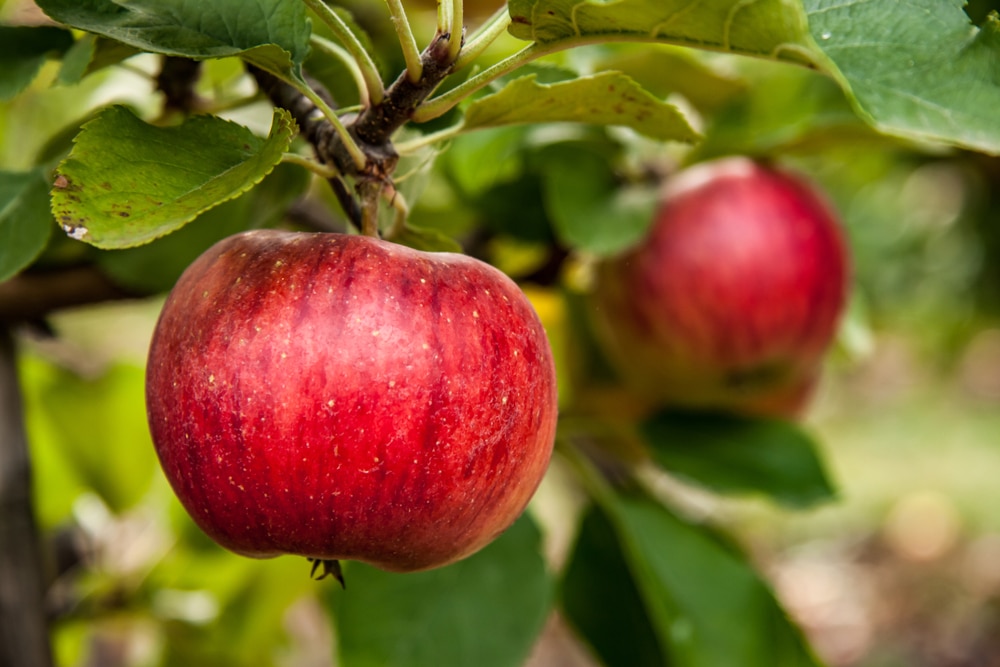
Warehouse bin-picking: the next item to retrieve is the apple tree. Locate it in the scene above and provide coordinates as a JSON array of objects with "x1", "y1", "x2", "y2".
[{"x1": 1, "y1": 0, "x2": 999, "y2": 666}]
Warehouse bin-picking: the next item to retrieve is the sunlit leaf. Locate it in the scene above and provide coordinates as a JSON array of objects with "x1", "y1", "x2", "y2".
[
  {"x1": 51, "y1": 106, "x2": 296, "y2": 249},
  {"x1": 463, "y1": 72, "x2": 700, "y2": 143},
  {"x1": 507, "y1": 0, "x2": 816, "y2": 65}
]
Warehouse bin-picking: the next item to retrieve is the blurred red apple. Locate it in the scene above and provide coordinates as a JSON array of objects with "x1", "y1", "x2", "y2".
[
  {"x1": 146, "y1": 230, "x2": 557, "y2": 573},
  {"x1": 591, "y1": 158, "x2": 849, "y2": 418}
]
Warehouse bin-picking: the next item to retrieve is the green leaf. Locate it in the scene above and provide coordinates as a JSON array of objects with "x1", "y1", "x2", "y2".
[
  {"x1": 96, "y1": 161, "x2": 310, "y2": 293},
  {"x1": 328, "y1": 515, "x2": 553, "y2": 667},
  {"x1": 0, "y1": 169, "x2": 54, "y2": 282},
  {"x1": 390, "y1": 223, "x2": 464, "y2": 253},
  {"x1": 562, "y1": 507, "x2": 668, "y2": 667},
  {"x1": 463, "y1": 72, "x2": 700, "y2": 143},
  {"x1": 690, "y1": 62, "x2": 882, "y2": 161},
  {"x1": 641, "y1": 410, "x2": 836, "y2": 508},
  {"x1": 592, "y1": 45, "x2": 747, "y2": 113},
  {"x1": 805, "y1": 0, "x2": 1000, "y2": 154},
  {"x1": 22, "y1": 360, "x2": 158, "y2": 513},
  {"x1": 0, "y1": 26, "x2": 74, "y2": 101},
  {"x1": 507, "y1": 0, "x2": 816, "y2": 66},
  {"x1": 539, "y1": 143, "x2": 658, "y2": 256},
  {"x1": 56, "y1": 35, "x2": 141, "y2": 86},
  {"x1": 35, "y1": 0, "x2": 311, "y2": 80},
  {"x1": 569, "y1": 496, "x2": 822, "y2": 667},
  {"x1": 51, "y1": 106, "x2": 296, "y2": 249}
]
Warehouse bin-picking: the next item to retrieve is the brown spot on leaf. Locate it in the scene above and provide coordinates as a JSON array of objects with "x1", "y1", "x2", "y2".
[{"x1": 53, "y1": 174, "x2": 69, "y2": 189}]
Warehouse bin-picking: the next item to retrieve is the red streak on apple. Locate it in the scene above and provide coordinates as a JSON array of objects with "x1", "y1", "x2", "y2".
[
  {"x1": 592, "y1": 158, "x2": 849, "y2": 417},
  {"x1": 146, "y1": 230, "x2": 557, "y2": 572}
]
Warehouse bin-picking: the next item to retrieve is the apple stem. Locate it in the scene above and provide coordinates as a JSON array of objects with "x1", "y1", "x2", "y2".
[
  {"x1": 359, "y1": 180, "x2": 383, "y2": 237},
  {"x1": 308, "y1": 558, "x2": 346, "y2": 588}
]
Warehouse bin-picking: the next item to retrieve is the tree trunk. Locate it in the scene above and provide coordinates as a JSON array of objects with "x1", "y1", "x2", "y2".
[{"x1": 0, "y1": 327, "x2": 52, "y2": 667}]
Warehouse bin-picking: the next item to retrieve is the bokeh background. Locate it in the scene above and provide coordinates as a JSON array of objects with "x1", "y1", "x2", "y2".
[{"x1": 3, "y1": 0, "x2": 1000, "y2": 665}]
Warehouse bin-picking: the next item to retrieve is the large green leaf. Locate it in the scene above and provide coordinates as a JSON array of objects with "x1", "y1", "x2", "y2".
[
  {"x1": 51, "y1": 106, "x2": 296, "y2": 249},
  {"x1": 463, "y1": 72, "x2": 700, "y2": 143},
  {"x1": 328, "y1": 515, "x2": 552, "y2": 667},
  {"x1": 507, "y1": 0, "x2": 816, "y2": 65},
  {"x1": 641, "y1": 410, "x2": 836, "y2": 508},
  {"x1": 562, "y1": 508, "x2": 668, "y2": 667},
  {"x1": 0, "y1": 26, "x2": 74, "y2": 101},
  {"x1": 566, "y1": 496, "x2": 822, "y2": 667},
  {"x1": 0, "y1": 169, "x2": 53, "y2": 282},
  {"x1": 508, "y1": 0, "x2": 1000, "y2": 154},
  {"x1": 35, "y1": 0, "x2": 311, "y2": 80},
  {"x1": 805, "y1": 0, "x2": 1000, "y2": 153}
]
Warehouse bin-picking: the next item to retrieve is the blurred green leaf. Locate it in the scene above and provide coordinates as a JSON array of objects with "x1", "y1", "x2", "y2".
[
  {"x1": 507, "y1": 0, "x2": 816, "y2": 66},
  {"x1": 567, "y1": 494, "x2": 822, "y2": 667},
  {"x1": 51, "y1": 106, "x2": 296, "y2": 249},
  {"x1": 328, "y1": 515, "x2": 552, "y2": 667},
  {"x1": 593, "y1": 46, "x2": 747, "y2": 113},
  {"x1": 0, "y1": 26, "x2": 74, "y2": 101},
  {"x1": 805, "y1": 0, "x2": 1000, "y2": 153},
  {"x1": 23, "y1": 360, "x2": 157, "y2": 513},
  {"x1": 444, "y1": 126, "x2": 528, "y2": 199},
  {"x1": 691, "y1": 63, "x2": 880, "y2": 161},
  {"x1": 562, "y1": 506, "x2": 668, "y2": 667},
  {"x1": 463, "y1": 72, "x2": 700, "y2": 143},
  {"x1": 390, "y1": 222, "x2": 464, "y2": 253},
  {"x1": 56, "y1": 35, "x2": 141, "y2": 86},
  {"x1": 0, "y1": 168, "x2": 54, "y2": 281},
  {"x1": 96, "y1": 161, "x2": 310, "y2": 293},
  {"x1": 35, "y1": 0, "x2": 311, "y2": 80},
  {"x1": 642, "y1": 410, "x2": 836, "y2": 508},
  {"x1": 152, "y1": 548, "x2": 313, "y2": 667},
  {"x1": 539, "y1": 143, "x2": 658, "y2": 256}
]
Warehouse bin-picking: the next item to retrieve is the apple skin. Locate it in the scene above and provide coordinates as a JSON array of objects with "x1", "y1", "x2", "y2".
[
  {"x1": 145, "y1": 230, "x2": 557, "y2": 572},
  {"x1": 591, "y1": 158, "x2": 849, "y2": 418}
]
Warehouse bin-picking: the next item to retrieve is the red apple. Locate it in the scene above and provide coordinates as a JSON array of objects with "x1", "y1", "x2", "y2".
[
  {"x1": 591, "y1": 158, "x2": 849, "y2": 417},
  {"x1": 145, "y1": 230, "x2": 557, "y2": 572}
]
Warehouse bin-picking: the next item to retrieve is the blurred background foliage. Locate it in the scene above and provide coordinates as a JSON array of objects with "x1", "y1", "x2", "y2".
[{"x1": 3, "y1": 0, "x2": 1000, "y2": 665}]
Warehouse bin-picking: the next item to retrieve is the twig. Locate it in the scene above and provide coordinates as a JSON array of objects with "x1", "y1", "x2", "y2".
[
  {"x1": 0, "y1": 267, "x2": 136, "y2": 325},
  {"x1": 0, "y1": 326, "x2": 54, "y2": 667}
]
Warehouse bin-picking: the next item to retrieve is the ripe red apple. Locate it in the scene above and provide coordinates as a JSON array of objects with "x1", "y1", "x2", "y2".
[
  {"x1": 145, "y1": 230, "x2": 557, "y2": 573},
  {"x1": 591, "y1": 158, "x2": 849, "y2": 417}
]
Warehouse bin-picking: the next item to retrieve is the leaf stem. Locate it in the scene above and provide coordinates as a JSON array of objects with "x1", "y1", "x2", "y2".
[
  {"x1": 412, "y1": 42, "x2": 545, "y2": 122},
  {"x1": 281, "y1": 153, "x2": 341, "y2": 179},
  {"x1": 382, "y1": 185, "x2": 410, "y2": 240},
  {"x1": 454, "y1": 7, "x2": 512, "y2": 71},
  {"x1": 448, "y1": 0, "x2": 465, "y2": 63},
  {"x1": 310, "y1": 34, "x2": 371, "y2": 105},
  {"x1": 300, "y1": 0, "x2": 386, "y2": 105},
  {"x1": 291, "y1": 79, "x2": 368, "y2": 171},
  {"x1": 394, "y1": 123, "x2": 465, "y2": 154},
  {"x1": 384, "y1": 0, "x2": 424, "y2": 82},
  {"x1": 555, "y1": 436, "x2": 619, "y2": 508}
]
